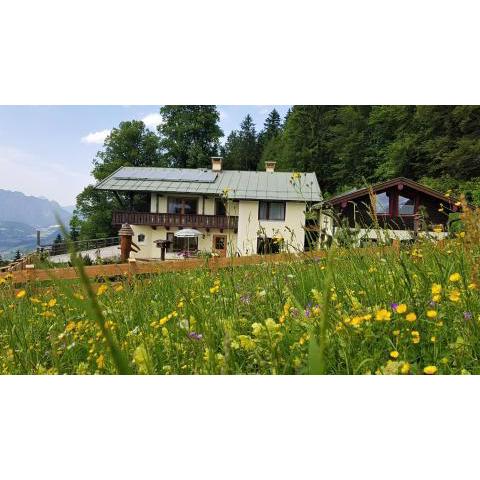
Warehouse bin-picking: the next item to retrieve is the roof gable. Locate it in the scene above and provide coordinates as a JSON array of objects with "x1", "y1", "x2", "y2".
[{"x1": 326, "y1": 177, "x2": 455, "y2": 206}]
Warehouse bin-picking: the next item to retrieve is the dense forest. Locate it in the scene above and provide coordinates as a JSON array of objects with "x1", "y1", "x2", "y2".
[{"x1": 73, "y1": 105, "x2": 480, "y2": 239}]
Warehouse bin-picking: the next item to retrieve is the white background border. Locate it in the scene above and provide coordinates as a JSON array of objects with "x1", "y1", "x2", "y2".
[{"x1": 1, "y1": 1, "x2": 480, "y2": 478}]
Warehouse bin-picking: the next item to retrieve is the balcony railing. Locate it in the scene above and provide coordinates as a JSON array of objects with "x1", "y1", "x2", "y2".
[{"x1": 112, "y1": 211, "x2": 238, "y2": 230}]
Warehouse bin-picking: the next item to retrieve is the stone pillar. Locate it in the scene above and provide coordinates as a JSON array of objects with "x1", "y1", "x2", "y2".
[{"x1": 118, "y1": 223, "x2": 134, "y2": 263}]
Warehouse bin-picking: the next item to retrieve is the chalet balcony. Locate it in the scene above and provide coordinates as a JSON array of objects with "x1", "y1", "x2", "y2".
[{"x1": 112, "y1": 211, "x2": 238, "y2": 231}]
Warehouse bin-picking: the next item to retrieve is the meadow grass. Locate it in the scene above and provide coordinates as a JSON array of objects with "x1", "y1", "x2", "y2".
[{"x1": 0, "y1": 236, "x2": 479, "y2": 374}]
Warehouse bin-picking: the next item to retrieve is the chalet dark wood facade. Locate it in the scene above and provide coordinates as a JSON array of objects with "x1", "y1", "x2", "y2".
[{"x1": 325, "y1": 178, "x2": 459, "y2": 232}]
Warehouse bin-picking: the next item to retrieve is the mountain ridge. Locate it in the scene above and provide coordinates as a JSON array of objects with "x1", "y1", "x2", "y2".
[{"x1": 0, "y1": 190, "x2": 72, "y2": 259}]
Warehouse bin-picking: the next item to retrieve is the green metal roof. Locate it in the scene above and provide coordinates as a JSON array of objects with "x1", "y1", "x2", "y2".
[{"x1": 95, "y1": 167, "x2": 322, "y2": 202}]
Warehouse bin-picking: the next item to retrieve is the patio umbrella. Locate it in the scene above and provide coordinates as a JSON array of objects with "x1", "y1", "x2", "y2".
[{"x1": 174, "y1": 228, "x2": 202, "y2": 256}]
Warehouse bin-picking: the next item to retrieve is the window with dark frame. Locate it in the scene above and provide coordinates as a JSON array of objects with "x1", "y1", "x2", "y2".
[
  {"x1": 256, "y1": 237, "x2": 281, "y2": 254},
  {"x1": 375, "y1": 192, "x2": 390, "y2": 214},
  {"x1": 215, "y1": 198, "x2": 226, "y2": 216},
  {"x1": 258, "y1": 201, "x2": 286, "y2": 221},
  {"x1": 166, "y1": 232, "x2": 198, "y2": 252},
  {"x1": 398, "y1": 194, "x2": 415, "y2": 215},
  {"x1": 137, "y1": 234, "x2": 145, "y2": 243},
  {"x1": 167, "y1": 197, "x2": 198, "y2": 215}
]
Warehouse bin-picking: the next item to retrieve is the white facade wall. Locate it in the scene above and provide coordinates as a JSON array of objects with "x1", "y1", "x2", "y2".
[
  {"x1": 126, "y1": 194, "x2": 306, "y2": 259},
  {"x1": 237, "y1": 201, "x2": 306, "y2": 255}
]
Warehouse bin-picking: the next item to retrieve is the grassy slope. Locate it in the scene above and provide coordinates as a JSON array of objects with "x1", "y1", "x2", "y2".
[{"x1": 0, "y1": 235, "x2": 479, "y2": 375}]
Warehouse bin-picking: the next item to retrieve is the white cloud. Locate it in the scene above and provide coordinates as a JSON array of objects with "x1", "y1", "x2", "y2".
[
  {"x1": 0, "y1": 146, "x2": 92, "y2": 205},
  {"x1": 81, "y1": 129, "x2": 111, "y2": 144},
  {"x1": 141, "y1": 112, "x2": 163, "y2": 129}
]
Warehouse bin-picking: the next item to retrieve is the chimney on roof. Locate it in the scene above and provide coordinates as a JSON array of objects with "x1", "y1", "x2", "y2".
[
  {"x1": 211, "y1": 157, "x2": 223, "y2": 172},
  {"x1": 265, "y1": 161, "x2": 276, "y2": 173}
]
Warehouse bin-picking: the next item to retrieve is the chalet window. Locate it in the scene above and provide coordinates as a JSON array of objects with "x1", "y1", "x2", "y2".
[
  {"x1": 166, "y1": 231, "x2": 198, "y2": 252},
  {"x1": 137, "y1": 234, "x2": 145, "y2": 243},
  {"x1": 258, "y1": 201, "x2": 286, "y2": 221},
  {"x1": 215, "y1": 198, "x2": 226, "y2": 216},
  {"x1": 257, "y1": 237, "x2": 281, "y2": 254},
  {"x1": 375, "y1": 192, "x2": 390, "y2": 214},
  {"x1": 167, "y1": 197, "x2": 198, "y2": 215},
  {"x1": 398, "y1": 194, "x2": 415, "y2": 215}
]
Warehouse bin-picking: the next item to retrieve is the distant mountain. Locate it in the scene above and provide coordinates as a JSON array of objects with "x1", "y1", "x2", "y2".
[
  {"x1": 0, "y1": 190, "x2": 72, "y2": 259},
  {"x1": 0, "y1": 189, "x2": 72, "y2": 227},
  {"x1": 0, "y1": 221, "x2": 62, "y2": 259}
]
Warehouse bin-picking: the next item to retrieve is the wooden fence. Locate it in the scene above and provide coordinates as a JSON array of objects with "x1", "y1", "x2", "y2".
[{"x1": 0, "y1": 245, "x2": 399, "y2": 286}]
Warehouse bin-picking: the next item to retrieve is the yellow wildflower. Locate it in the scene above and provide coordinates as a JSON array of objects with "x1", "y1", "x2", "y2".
[
  {"x1": 449, "y1": 272, "x2": 461, "y2": 283},
  {"x1": 449, "y1": 290, "x2": 461, "y2": 302},
  {"x1": 252, "y1": 323, "x2": 263, "y2": 336},
  {"x1": 393, "y1": 330, "x2": 400, "y2": 336},
  {"x1": 411, "y1": 331, "x2": 420, "y2": 344},
  {"x1": 390, "y1": 350, "x2": 399, "y2": 359},
  {"x1": 375, "y1": 309, "x2": 391, "y2": 321},
  {"x1": 396, "y1": 304, "x2": 407, "y2": 314},
  {"x1": 238, "y1": 335, "x2": 255, "y2": 350},
  {"x1": 65, "y1": 321, "x2": 76, "y2": 332},
  {"x1": 96, "y1": 284, "x2": 108, "y2": 296},
  {"x1": 405, "y1": 312, "x2": 417, "y2": 322},
  {"x1": 114, "y1": 285, "x2": 123, "y2": 292},
  {"x1": 430, "y1": 336, "x2": 436, "y2": 343},
  {"x1": 96, "y1": 354, "x2": 105, "y2": 369},
  {"x1": 423, "y1": 365, "x2": 438, "y2": 375},
  {"x1": 432, "y1": 294, "x2": 442, "y2": 302},
  {"x1": 48, "y1": 298, "x2": 57, "y2": 308},
  {"x1": 16, "y1": 290, "x2": 26, "y2": 299},
  {"x1": 426, "y1": 310, "x2": 437, "y2": 318},
  {"x1": 400, "y1": 362, "x2": 411, "y2": 374},
  {"x1": 431, "y1": 283, "x2": 442, "y2": 295}
]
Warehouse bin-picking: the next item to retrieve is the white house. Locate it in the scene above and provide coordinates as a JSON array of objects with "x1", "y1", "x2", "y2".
[{"x1": 95, "y1": 158, "x2": 322, "y2": 259}]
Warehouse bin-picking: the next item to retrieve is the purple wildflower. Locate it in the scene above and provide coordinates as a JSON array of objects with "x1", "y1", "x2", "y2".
[
  {"x1": 304, "y1": 308, "x2": 311, "y2": 318},
  {"x1": 463, "y1": 311, "x2": 473, "y2": 321},
  {"x1": 429, "y1": 301, "x2": 437, "y2": 308},
  {"x1": 188, "y1": 332, "x2": 203, "y2": 341},
  {"x1": 240, "y1": 294, "x2": 251, "y2": 305},
  {"x1": 391, "y1": 303, "x2": 399, "y2": 311}
]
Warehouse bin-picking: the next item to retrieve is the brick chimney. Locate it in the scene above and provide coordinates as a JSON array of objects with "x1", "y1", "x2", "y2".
[
  {"x1": 265, "y1": 161, "x2": 276, "y2": 173},
  {"x1": 211, "y1": 157, "x2": 223, "y2": 172}
]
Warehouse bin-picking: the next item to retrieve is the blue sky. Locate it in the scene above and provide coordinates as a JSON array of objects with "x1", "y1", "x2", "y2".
[{"x1": 0, "y1": 105, "x2": 291, "y2": 206}]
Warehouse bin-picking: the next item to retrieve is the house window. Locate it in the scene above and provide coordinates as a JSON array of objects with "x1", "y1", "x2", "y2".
[
  {"x1": 167, "y1": 197, "x2": 198, "y2": 215},
  {"x1": 166, "y1": 232, "x2": 174, "y2": 252},
  {"x1": 258, "y1": 201, "x2": 286, "y2": 221},
  {"x1": 166, "y1": 231, "x2": 198, "y2": 252},
  {"x1": 215, "y1": 198, "x2": 226, "y2": 216},
  {"x1": 375, "y1": 192, "x2": 390, "y2": 214},
  {"x1": 257, "y1": 237, "x2": 282, "y2": 254},
  {"x1": 398, "y1": 194, "x2": 415, "y2": 215},
  {"x1": 137, "y1": 234, "x2": 145, "y2": 243}
]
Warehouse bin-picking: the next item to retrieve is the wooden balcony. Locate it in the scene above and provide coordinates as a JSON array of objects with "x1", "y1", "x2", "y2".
[{"x1": 112, "y1": 211, "x2": 238, "y2": 230}]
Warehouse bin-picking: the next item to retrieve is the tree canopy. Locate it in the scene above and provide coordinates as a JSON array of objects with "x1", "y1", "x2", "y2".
[
  {"x1": 158, "y1": 106, "x2": 223, "y2": 168},
  {"x1": 73, "y1": 105, "x2": 480, "y2": 239}
]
